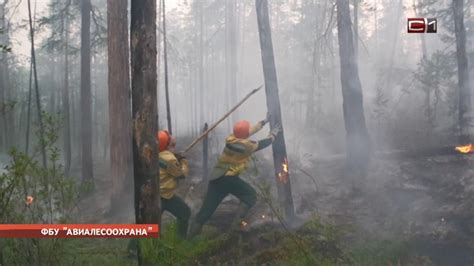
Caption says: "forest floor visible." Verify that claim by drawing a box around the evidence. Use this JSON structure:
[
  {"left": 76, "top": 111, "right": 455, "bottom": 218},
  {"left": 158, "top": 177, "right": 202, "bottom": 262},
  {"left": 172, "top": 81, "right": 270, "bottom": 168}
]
[{"left": 69, "top": 150, "right": 474, "bottom": 265}]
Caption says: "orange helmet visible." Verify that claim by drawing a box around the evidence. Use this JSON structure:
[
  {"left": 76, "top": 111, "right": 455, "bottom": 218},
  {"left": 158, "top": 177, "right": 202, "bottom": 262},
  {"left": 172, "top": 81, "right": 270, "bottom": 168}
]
[
  {"left": 157, "top": 130, "right": 171, "bottom": 151},
  {"left": 233, "top": 120, "right": 250, "bottom": 139}
]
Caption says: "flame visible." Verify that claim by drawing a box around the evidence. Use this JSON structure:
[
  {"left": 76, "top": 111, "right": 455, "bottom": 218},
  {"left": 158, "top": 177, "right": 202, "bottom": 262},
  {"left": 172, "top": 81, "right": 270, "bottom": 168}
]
[
  {"left": 261, "top": 214, "right": 266, "bottom": 219},
  {"left": 278, "top": 158, "right": 289, "bottom": 183},
  {"left": 240, "top": 220, "right": 248, "bottom": 227},
  {"left": 26, "top": 196, "right": 34, "bottom": 205},
  {"left": 455, "top": 144, "right": 474, "bottom": 153}
]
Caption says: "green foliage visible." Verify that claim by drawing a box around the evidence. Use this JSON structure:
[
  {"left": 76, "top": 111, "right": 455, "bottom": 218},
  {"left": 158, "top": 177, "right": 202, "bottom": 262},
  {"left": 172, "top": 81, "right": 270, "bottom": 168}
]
[
  {"left": 0, "top": 99, "right": 17, "bottom": 115},
  {"left": 248, "top": 217, "right": 349, "bottom": 266},
  {"left": 349, "top": 239, "right": 414, "bottom": 266},
  {"left": 0, "top": 112, "right": 86, "bottom": 265},
  {"left": 140, "top": 223, "right": 224, "bottom": 266},
  {"left": 413, "top": 51, "right": 457, "bottom": 126},
  {"left": 0, "top": 43, "right": 11, "bottom": 53},
  {"left": 1, "top": 238, "right": 137, "bottom": 266}
]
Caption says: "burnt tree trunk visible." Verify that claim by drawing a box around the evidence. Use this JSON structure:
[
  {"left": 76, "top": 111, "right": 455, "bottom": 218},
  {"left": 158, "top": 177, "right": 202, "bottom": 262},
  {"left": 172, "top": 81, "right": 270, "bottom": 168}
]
[
  {"left": 107, "top": 0, "right": 133, "bottom": 212},
  {"left": 81, "top": 0, "right": 93, "bottom": 181},
  {"left": 453, "top": 0, "right": 471, "bottom": 142},
  {"left": 256, "top": 0, "right": 296, "bottom": 220},
  {"left": 131, "top": 0, "right": 160, "bottom": 226},
  {"left": 336, "top": 0, "right": 370, "bottom": 177}
]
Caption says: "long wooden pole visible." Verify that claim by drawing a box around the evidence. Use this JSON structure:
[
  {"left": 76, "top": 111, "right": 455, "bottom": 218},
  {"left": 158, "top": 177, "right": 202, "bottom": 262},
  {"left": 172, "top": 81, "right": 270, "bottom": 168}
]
[{"left": 183, "top": 85, "right": 262, "bottom": 153}]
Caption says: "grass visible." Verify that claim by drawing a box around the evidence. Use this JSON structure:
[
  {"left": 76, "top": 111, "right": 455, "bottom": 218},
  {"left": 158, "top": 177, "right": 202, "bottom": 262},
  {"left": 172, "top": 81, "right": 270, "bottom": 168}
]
[
  {"left": 140, "top": 223, "right": 229, "bottom": 266},
  {"left": 0, "top": 222, "right": 426, "bottom": 265},
  {"left": 349, "top": 239, "right": 419, "bottom": 266}
]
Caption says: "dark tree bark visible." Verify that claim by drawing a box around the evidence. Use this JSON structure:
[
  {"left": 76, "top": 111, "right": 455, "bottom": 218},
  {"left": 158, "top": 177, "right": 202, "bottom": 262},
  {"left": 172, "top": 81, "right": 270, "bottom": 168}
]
[
  {"left": 162, "top": 0, "right": 172, "bottom": 134},
  {"left": 107, "top": 0, "right": 133, "bottom": 212},
  {"left": 336, "top": 0, "right": 370, "bottom": 176},
  {"left": 62, "top": 6, "right": 71, "bottom": 175},
  {"left": 453, "top": 0, "right": 471, "bottom": 142},
  {"left": 81, "top": 0, "right": 93, "bottom": 181},
  {"left": 131, "top": 0, "right": 160, "bottom": 228},
  {"left": 255, "top": 0, "right": 296, "bottom": 220}
]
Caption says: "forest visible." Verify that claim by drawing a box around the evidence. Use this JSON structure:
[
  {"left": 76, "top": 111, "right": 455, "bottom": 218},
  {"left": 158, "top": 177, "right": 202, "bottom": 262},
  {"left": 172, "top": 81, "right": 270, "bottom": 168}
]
[{"left": 0, "top": 0, "right": 473, "bottom": 265}]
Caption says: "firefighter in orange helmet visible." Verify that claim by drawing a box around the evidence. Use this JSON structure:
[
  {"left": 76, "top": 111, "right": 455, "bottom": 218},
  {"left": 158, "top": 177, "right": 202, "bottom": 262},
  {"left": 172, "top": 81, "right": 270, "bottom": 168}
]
[
  {"left": 157, "top": 130, "right": 191, "bottom": 238},
  {"left": 189, "top": 114, "right": 281, "bottom": 237}
]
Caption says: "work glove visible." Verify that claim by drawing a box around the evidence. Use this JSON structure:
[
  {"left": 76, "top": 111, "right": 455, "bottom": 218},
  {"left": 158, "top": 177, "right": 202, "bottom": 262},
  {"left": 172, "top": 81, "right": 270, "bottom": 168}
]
[
  {"left": 268, "top": 123, "right": 282, "bottom": 140},
  {"left": 174, "top": 152, "right": 186, "bottom": 161},
  {"left": 261, "top": 112, "right": 270, "bottom": 126}
]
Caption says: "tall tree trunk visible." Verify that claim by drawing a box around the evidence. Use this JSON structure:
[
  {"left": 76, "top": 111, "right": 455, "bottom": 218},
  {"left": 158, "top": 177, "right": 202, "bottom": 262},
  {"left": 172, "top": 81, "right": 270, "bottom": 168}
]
[
  {"left": 384, "top": 0, "right": 403, "bottom": 92},
  {"left": 27, "top": 0, "right": 47, "bottom": 168},
  {"left": 238, "top": 1, "right": 247, "bottom": 91},
  {"left": 0, "top": 2, "right": 13, "bottom": 151},
  {"left": 0, "top": 2, "right": 7, "bottom": 152},
  {"left": 71, "top": 72, "right": 77, "bottom": 158},
  {"left": 107, "top": 0, "right": 133, "bottom": 213},
  {"left": 255, "top": 0, "right": 296, "bottom": 221},
  {"left": 453, "top": 0, "right": 471, "bottom": 142},
  {"left": 227, "top": 0, "right": 238, "bottom": 123},
  {"left": 199, "top": 0, "right": 204, "bottom": 130},
  {"left": 336, "top": 0, "right": 370, "bottom": 177},
  {"left": 81, "top": 0, "right": 93, "bottom": 181},
  {"left": 412, "top": 0, "right": 427, "bottom": 59},
  {"left": 50, "top": 56, "right": 56, "bottom": 114},
  {"left": 157, "top": 0, "right": 162, "bottom": 131},
  {"left": 162, "top": 0, "right": 172, "bottom": 134},
  {"left": 373, "top": 0, "right": 378, "bottom": 52},
  {"left": 24, "top": 60, "right": 32, "bottom": 155},
  {"left": 130, "top": 0, "right": 160, "bottom": 232},
  {"left": 353, "top": 0, "right": 358, "bottom": 61},
  {"left": 62, "top": 7, "right": 71, "bottom": 174}
]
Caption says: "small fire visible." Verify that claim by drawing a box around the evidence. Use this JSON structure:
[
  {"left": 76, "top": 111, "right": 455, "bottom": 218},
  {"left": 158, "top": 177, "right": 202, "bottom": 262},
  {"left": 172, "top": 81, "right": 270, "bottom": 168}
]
[
  {"left": 261, "top": 214, "right": 266, "bottom": 219},
  {"left": 455, "top": 144, "right": 474, "bottom": 154},
  {"left": 278, "top": 158, "right": 289, "bottom": 184},
  {"left": 25, "top": 196, "right": 34, "bottom": 205},
  {"left": 240, "top": 220, "right": 248, "bottom": 227}
]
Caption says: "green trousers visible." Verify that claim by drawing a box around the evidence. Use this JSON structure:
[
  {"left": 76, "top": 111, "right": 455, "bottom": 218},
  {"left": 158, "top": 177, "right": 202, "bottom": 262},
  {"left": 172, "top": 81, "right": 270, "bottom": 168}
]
[
  {"left": 195, "top": 175, "right": 257, "bottom": 225},
  {"left": 162, "top": 195, "right": 191, "bottom": 238}
]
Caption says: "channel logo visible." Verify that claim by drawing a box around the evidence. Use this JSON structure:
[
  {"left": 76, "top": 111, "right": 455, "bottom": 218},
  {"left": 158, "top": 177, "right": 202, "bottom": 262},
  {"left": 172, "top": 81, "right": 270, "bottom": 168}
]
[{"left": 407, "top": 18, "right": 437, "bottom": 33}]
